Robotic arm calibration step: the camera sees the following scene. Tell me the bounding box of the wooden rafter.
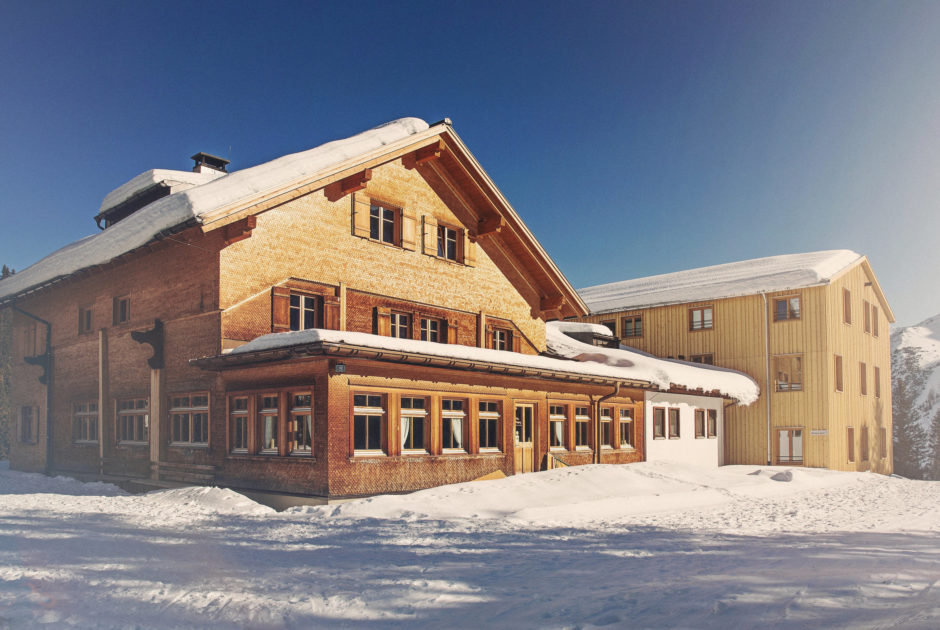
[324,169,372,202]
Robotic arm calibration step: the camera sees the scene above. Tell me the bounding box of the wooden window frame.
[389,311,411,339]
[72,401,99,443]
[652,407,666,439]
[619,408,635,448]
[834,354,843,392]
[436,223,463,262]
[169,392,209,447]
[441,398,469,453]
[600,407,613,449]
[863,300,872,334]
[668,408,680,439]
[289,293,321,332]
[689,306,713,331]
[872,306,880,337]
[707,409,718,438]
[874,366,881,398]
[229,396,250,453]
[695,409,706,438]
[847,426,855,463]
[288,392,314,456]
[620,315,643,338]
[690,354,714,365]
[78,305,94,335]
[774,354,803,392]
[773,296,801,322]
[369,200,402,246]
[112,296,130,325]
[353,392,387,455]
[860,362,868,396]
[420,317,442,343]
[116,397,149,444]
[478,400,502,452]
[843,288,852,325]
[880,427,888,459]
[257,393,280,454]
[548,404,567,450]
[401,396,430,454]
[20,406,38,444]
[777,428,804,465]
[492,327,511,351]
[574,406,591,449]
[860,426,869,462]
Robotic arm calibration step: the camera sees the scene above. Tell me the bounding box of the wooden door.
[514,404,535,474]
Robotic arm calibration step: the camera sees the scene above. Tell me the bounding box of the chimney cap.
[191,152,230,173]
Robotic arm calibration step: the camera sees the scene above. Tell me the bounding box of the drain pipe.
[594,381,621,464]
[12,304,54,475]
[760,293,772,465]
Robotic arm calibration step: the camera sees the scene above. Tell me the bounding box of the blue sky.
[1,1,938,326]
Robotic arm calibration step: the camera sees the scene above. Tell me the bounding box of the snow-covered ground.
[1,461,938,629]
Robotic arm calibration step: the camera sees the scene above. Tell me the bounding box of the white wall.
[644,392,724,467]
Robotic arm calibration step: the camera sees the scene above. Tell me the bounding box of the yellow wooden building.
[577,251,895,473]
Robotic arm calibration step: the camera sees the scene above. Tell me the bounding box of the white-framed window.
[390,312,410,339]
[619,408,634,448]
[170,393,209,445]
[289,294,319,331]
[289,392,313,456]
[353,393,385,453]
[441,399,466,451]
[549,405,567,449]
[258,394,279,453]
[575,406,591,449]
[117,398,149,444]
[600,407,613,448]
[689,307,713,331]
[478,400,501,451]
[492,328,511,351]
[230,396,249,452]
[72,401,98,443]
[420,317,441,342]
[401,396,428,453]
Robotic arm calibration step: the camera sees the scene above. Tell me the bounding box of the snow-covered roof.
[97,169,226,216]
[0,118,430,301]
[580,250,864,314]
[200,322,758,403]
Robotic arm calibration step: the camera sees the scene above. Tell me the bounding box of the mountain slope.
[891,313,940,434]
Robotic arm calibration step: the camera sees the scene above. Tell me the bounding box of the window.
[600,320,617,337]
[117,398,148,443]
[864,300,872,333]
[860,426,869,462]
[695,409,706,438]
[774,355,803,392]
[843,288,852,324]
[420,317,442,342]
[289,392,313,456]
[847,427,855,463]
[441,399,466,451]
[353,393,385,453]
[549,405,566,449]
[113,296,130,325]
[621,316,643,338]
[478,400,501,450]
[289,294,319,331]
[653,407,666,439]
[880,428,888,459]
[689,307,713,331]
[619,408,634,448]
[774,296,801,321]
[258,395,279,453]
[78,306,94,335]
[778,429,803,465]
[390,312,410,339]
[707,409,718,438]
[20,406,37,444]
[437,225,460,261]
[230,396,249,451]
[492,328,511,351]
[872,306,879,337]
[514,405,533,443]
[575,406,591,448]
[874,366,881,398]
[401,397,428,452]
[369,202,398,245]
[835,355,844,392]
[600,407,613,448]
[690,354,714,365]
[668,408,680,438]
[72,402,98,443]
[860,362,867,396]
[170,393,209,445]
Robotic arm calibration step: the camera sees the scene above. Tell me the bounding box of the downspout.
[760,292,772,465]
[12,304,54,475]
[594,381,621,464]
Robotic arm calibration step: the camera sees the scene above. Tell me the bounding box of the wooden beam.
[403,140,445,169]
[324,168,372,202]
[222,215,257,246]
[478,215,505,237]
[540,295,565,312]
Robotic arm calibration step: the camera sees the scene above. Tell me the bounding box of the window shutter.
[463,231,476,266]
[375,307,391,337]
[271,287,291,332]
[401,207,417,250]
[422,215,438,255]
[511,332,521,353]
[352,193,370,238]
[323,296,340,330]
[446,319,459,344]
[484,323,494,349]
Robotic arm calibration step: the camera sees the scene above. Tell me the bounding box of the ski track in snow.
[1,462,939,629]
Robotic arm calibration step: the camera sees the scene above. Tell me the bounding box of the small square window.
[420,317,442,342]
[492,328,511,351]
[774,355,803,392]
[689,307,713,331]
[390,312,411,339]
[774,296,801,321]
[621,316,643,338]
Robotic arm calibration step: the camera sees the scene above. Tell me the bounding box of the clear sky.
[1,1,938,326]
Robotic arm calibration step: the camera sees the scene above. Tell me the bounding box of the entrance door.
[514,404,535,474]
[777,429,804,465]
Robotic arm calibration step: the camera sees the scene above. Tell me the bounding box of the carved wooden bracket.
[131,319,164,370]
[540,295,565,312]
[324,169,372,202]
[223,215,257,246]
[403,140,445,169]
[478,215,505,237]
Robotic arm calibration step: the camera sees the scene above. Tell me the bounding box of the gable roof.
[579,249,894,322]
[0,118,587,317]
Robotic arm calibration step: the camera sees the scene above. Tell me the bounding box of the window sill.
[290,451,313,457]
[618,445,635,451]
[403,449,429,456]
[668,436,681,440]
[117,441,149,447]
[549,446,567,452]
[575,446,592,452]
[73,440,99,446]
[653,436,665,440]
[441,448,467,455]
[170,442,208,449]
[226,452,318,464]
[478,447,502,454]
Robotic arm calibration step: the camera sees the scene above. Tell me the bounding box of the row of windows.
[67,395,209,447]
[547,404,636,451]
[847,426,888,463]
[834,356,882,397]
[842,288,881,337]
[230,391,313,455]
[651,407,718,439]
[77,296,131,335]
[366,199,469,264]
